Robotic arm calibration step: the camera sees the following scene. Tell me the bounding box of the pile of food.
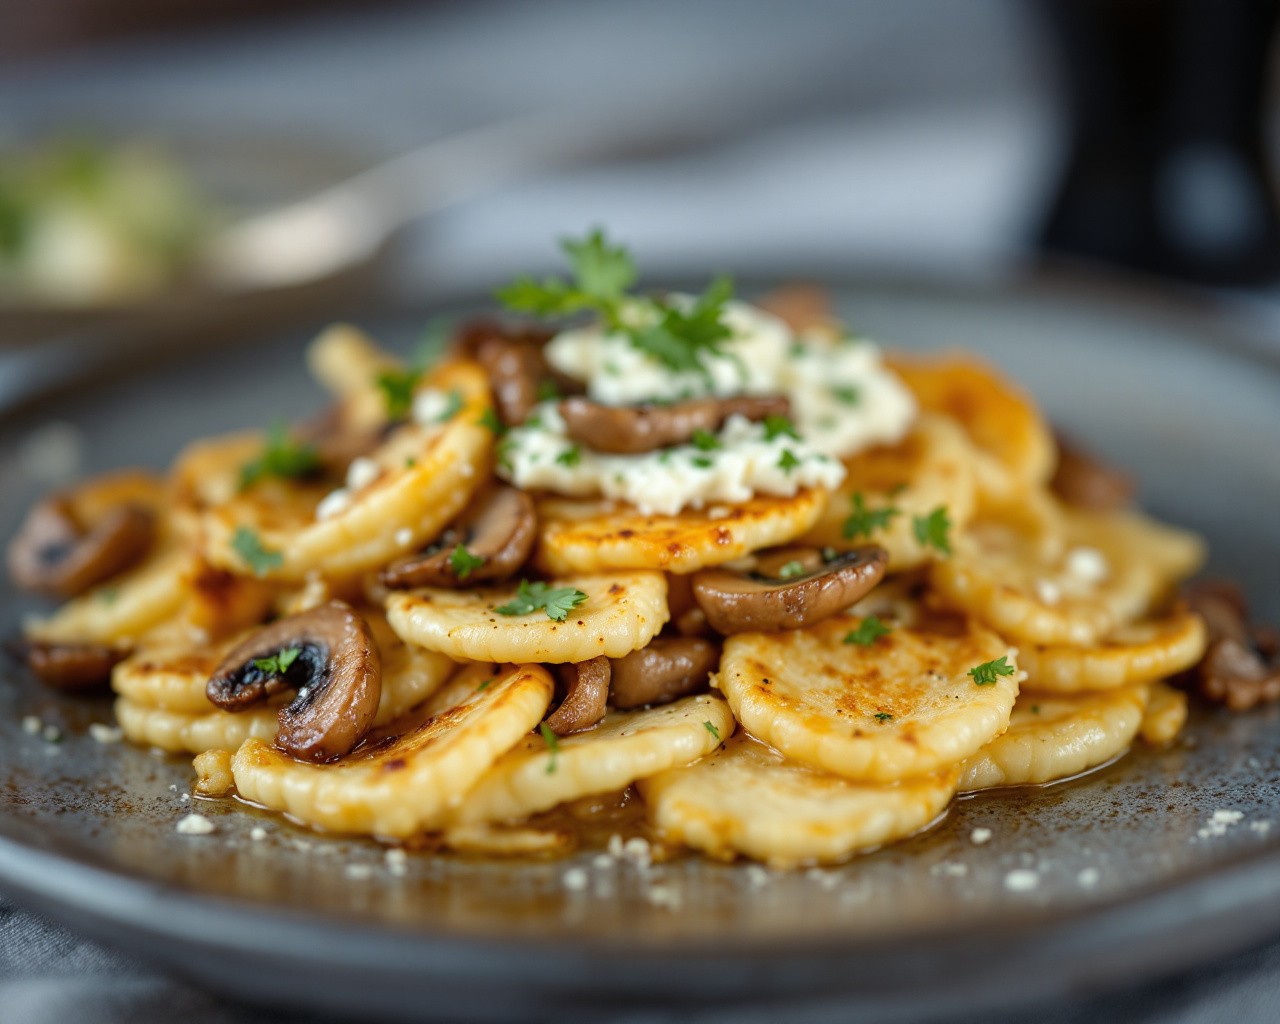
[9,232,1271,867]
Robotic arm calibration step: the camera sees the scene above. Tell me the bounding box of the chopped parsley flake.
[843,616,891,646]
[495,579,588,622]
[777,560,806,579]
[777,448,801,474]
[231,527,283,577]
[842,493,899,541]
[703,720,722,742]
[538,722,561,774]
[691,454,715,469]
[434,389,465,424]
[691,428,722,451]
[536,378,561,402]
[479,407,506,436]
[374,367,420,421]
[476,677,495,692]
[763,414,800,441]
[555,445,582,467]
[449,544,485,580]
[969,656,1016,686]
[1030,704,1041,714]
[873,712,894,723]
[238,422,320,490]
[913,506,953,556]
[252,647,301,676]
[832,385,860,406]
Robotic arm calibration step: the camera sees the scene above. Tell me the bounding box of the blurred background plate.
[0,272,1277,1023]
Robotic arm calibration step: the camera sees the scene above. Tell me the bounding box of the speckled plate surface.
[1,276,1278,1023]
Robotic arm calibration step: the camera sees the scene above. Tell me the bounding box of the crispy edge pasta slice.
[534,489,826,576]
[958,685,1148,791]
[931,504,1206,648]
[799,414,977,571]
[385,571,669,663]
[1139,681,1189,746]
[202,360,492,581]
[230,663,554,837]
[1019,610,1207,693]
[639,734,958,868]
[305,322,404,432]
[116,621,456,753]
[450,693,736,825]
[717,613,1019,783]
[886,351,1056,500]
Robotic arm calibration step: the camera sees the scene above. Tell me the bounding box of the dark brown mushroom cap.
[545,656,610,735]
[206,601,381,763]
[380,485,537,589]
[452,320,572,426]
[14,639,128,692]
[1050,432,1135,511]
[609,637,719,709]
[557,394,791,455]
[8,497,154,599]
[1182,579,1280,711]
[691,546,888,635]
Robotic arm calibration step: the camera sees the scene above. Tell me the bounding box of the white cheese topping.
[502,299,915,515]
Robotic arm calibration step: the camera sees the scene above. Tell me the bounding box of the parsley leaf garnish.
[969,656,1016,686]
[777,559,806,580]
[691,454,715,469]
[628,275,735,381]
[777,448,801,474]
[703,720,722,742]
[253,646,301,676]
[832,385,860,406]
[476,676,495,692]
[435,389,465,424]
[449,543,485,580]
[231,527,283,577]
[238,422,320,491]
[538,722,561,774]
[495,579,588,622]
[690,428,721,451]
[374,367,420,421]
[913,505,953,556]
[873,712,894,723]
[555,445,582,467]
[763,414,800,442]
[844,616,891,646]
[842,493,899,541]
[478,407,506,435]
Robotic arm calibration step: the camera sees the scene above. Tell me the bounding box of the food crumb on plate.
[249,827,267,841]
[88,723,123,744]
[969,827,993,845]
[562,867,589,892]
[1077,867,1101,888]
[1004,869,1040,892]
[344,863,374,880]
[21,716,41,736]
[176,813,215,836]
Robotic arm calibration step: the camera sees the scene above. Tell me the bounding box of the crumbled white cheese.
[88,723,123,744]
[385,848,409,876]
[249,827,267,841]
[622,837,653,867]
[1197,809,1245,840]
[1065,546,1109,584]
[394,527,414,547]
[930,861,969,878]
[314,487,353,521]
[562,867,589,892]
[1004,869,1040,892]
[180,793,190,803]
[1077,867,1100,888]
[344,863,374,880]
[744,864,772,888]
[508,299,915,516]
[607,834,625,858]
[176,813,215,836]
[412,388,452,426]
[21,716,41,736]
[1250,820,1272,836]
[644,884,682,909]
[345,456,381,492]
[969,827,993,846]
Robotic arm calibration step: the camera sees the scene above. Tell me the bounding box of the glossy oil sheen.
[0,277,1278,1022]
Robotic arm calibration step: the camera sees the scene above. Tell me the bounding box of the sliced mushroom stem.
[452,320,566,426]
[558,394,791,455]
[545,656,610,736]
[609,637,720,709]
[13,639,128,692]
[380,485,537,589]
[1050,432,1135,511]
[8,496,154,599]
[206,601,381,763]
[692,546,888,635]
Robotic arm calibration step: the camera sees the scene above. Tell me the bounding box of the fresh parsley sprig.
[969,656,1015,686]
[375,367,420,422]
[449,543,485,581]
[913,506,952,556]
[231,527,283,577]
[842,493,900,541]
[495,579,588,622]
[538,721,561,774]
[843,616,891,646]
[239,422,321,491]
[252,646,301,676]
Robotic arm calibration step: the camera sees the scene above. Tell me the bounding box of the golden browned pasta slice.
[170,431,263,516]
[201,360,492,581]
[1139,681,1189,746]
[26,544,191,645]
[230,663,554,837]
[640,734,958,867]
[887,352,1056,500]
[115,614,456,753]
[799,414,977,571]
[535,490,825,576]
[385,572,668,663]
[305,323,403,432]
[931,505,1206,648]
[958,685,1148,791]
[1019,610,1207,693]
[717,614,1019,782]
[450,693,736,825]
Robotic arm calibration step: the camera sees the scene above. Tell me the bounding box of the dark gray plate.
[1,276,1278,1023]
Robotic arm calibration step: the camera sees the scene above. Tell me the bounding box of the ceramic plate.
[1,276,1278,1023]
